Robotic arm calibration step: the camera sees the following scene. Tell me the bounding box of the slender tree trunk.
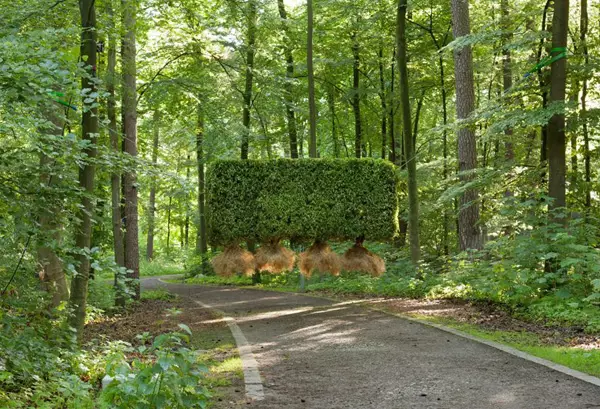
[580,0,591,210]
[397,0,420,264]
[451,0,482,250]
[38,111,69,307]
[307,0,317,157]
[68,0,98,336]
[327,84,340,158]
[277,0,299,159]
[241,0,257,160]
[501,0,514,198]
[538,0,551,172]
[547,0,569,213]
[166,195,172,255]
[351,32,362,158]
[196,102,208,259]
[439,52,450,256]
[185,154,190,248]
[379,48,387,160]
[146,110,160,261]
[106,2,125,306]
[389,51,396,164]
[122,0,139,299]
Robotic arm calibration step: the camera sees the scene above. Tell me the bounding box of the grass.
[141,288,177,301]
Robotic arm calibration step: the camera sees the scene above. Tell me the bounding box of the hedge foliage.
[206,159,398,245]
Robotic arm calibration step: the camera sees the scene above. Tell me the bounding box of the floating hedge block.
[206,159,399,245]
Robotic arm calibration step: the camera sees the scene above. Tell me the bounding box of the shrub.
[206,159,399,245]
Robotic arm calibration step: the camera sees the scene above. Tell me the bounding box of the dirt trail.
[144,278,600,409]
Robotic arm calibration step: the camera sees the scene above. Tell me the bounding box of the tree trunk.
[38,111,69,307]
[439,51,449,256]
[547,0,568,214]
[327,84,340,158]
[538,0,551,173]
[166,195,172,255]
[396,0,420,264]
[68,0,98,337]
[389,50,396,164]
[106,1,125,305]
[501,0,514,198]
[185,154,190,248]
[307,0,317,158]
[352,32,362,158]
[122,0,139,299]
[277,0,299,159]
[580,0,591,210]
[451,0,482,250]
[379,48,387,160]
[146,110,160,261]
[241,0,257,160]
[196,102,208,259]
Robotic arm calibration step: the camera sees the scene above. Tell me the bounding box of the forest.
[1,0,599,407]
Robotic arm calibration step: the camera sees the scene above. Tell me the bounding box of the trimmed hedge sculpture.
[206,159,398,277]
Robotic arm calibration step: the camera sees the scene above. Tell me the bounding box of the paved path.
[144,278,600,409]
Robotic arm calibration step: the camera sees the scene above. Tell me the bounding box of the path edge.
[157,278,265,401]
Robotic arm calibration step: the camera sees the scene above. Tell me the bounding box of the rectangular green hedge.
[206,159,398,245]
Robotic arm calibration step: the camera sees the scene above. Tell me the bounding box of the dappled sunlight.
[489,391,516,404]
[236,306,315,323]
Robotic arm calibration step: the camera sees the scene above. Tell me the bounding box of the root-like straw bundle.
[211,244,255,277]
[341,243,385,277]
[298,241,341,278]
[255,240,296,274]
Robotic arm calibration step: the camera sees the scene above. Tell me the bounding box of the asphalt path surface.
[144,277,600,409]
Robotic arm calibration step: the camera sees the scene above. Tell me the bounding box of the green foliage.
[99,331,210,409]
[207,159,399,245]
[141,289,177,301]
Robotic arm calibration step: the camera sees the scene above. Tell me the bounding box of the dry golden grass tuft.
[211,244,255,277]
[255,240,296,274]
[341,243,386,277]
[298,241,342,278]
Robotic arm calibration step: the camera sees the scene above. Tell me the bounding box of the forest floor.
[147,277,600,409]
[84,290,246,408]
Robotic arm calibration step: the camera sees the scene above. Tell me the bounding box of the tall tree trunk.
[501,0,514,198]
[538,0,551,171]
[146,110,160,261]
[185,154,190,248]
[68,0,98,336]
[580,0,591,210]
[327,84,340,158]
[439,51,449,255]
[241,0,257,160]
[277,0,299,159]
[396,0,420,264]
[122,0,139,299]
[307,0,317,157]
[106,1,125,305]
[379,48,387,160]
[38,111,69,307]
[547,0,569,214]
[389,50,396,164]
[166,195,172,255]
[352,32,362,158]
[451,0,482,250]
[196,102,208,260]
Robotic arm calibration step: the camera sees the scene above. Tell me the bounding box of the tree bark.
[327,84,340,158]
[547,0,569,213]
[146,110,160,261]
[501,0,514,198]
[68,0,98,337]
[396,0,420,264]
[241,0,257,160]
[580,0,591,210]
[277,0,299,159]
[307,0,317,158]
[106,1,125,306]
[379,48,387,160]
[196,102,208,259]
[389,50,396,164]
[122,0,140,299]
[352,32,362,158]
[451,0,482,250]
[38,111,69,307]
